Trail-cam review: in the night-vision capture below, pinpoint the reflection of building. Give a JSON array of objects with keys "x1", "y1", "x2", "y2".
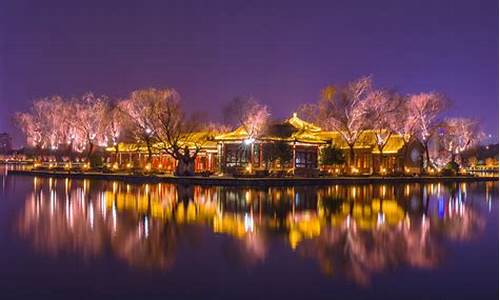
[
  {"x1": 17, "y1": 179, "x2": 490, "y2": 284},
  {"x1": 106, "y1": 114, "x2": 422, "y2": 175}
]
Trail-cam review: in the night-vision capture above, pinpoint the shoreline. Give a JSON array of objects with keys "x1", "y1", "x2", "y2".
[{"x1": 6, "y1": 169, "x2": 499, "y2": 186}]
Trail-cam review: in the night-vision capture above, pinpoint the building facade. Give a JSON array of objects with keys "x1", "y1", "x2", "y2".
[{"x1": 106, "y1": 113, "x2": 422, "y2": 176}]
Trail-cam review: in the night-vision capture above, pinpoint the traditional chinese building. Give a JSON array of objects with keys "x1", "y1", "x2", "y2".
[
  {"x1": 214, "y1": 113, "x2": 325, "y2": 176},
  {"x1": 106, "y1": 113, "x2": 422, "y2": 175}
]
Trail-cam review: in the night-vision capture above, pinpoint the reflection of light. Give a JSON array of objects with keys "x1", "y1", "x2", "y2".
[
  {"x1": 112, "y1": 202, "x2": 117, "y2": 233},
  {"x1": 89, "y1": 202, "x2": 94, "y2": 229},
  {"x1": 438, "y1": 198, "x2": 445, "y2": 219},
  {"x1": 144, "y1": 217, "x2": 149, "y2": 238},
  {"x1": 101, "y1": 192, "x2": 107, "y2": 219},
  {"x1": 377, "y1": 212, "x2": 385, "y2": 226},
  {"x1": 244, "y1": 213, "x2": 254, "y2": 232}
]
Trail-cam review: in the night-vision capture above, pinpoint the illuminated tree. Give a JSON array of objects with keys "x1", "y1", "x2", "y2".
[
  {"x1": 103, "y1": 102, "x2": 126, "y2": 155},
  {"x1": 440, "y1": 118, "x2": 482, "y2": 164},
  {"x1": 15, "y1": 96, "x2": 77, "y2": 154},
  {"x1": 14, "y1": 112, "x2": 43, "y2": 150},
  {"x1": 223, "y1": 96, "x2": 271, "y2": 139},
  {"x1": 408, "y1": 92, "x2": 447, "y2": 171},
  {"x1": 365, "y1": 90, "x2": 402, "y2": 173},
  {"x1": 119, "y1": 89, "x2": 163, "y2": 162},
  {"x1": 390, "y1": 97, "x2": 420, "y2": 169},
  {"x1": 318, "y1": 76, "x2": 372, "y2": 170},
  {"x1": 71, "y1": 93, "x2": 109, "y2": 157}
]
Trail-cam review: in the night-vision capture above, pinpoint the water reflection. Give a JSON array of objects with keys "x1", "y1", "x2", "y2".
[{"x1": 16, "y1": 178, "x2": 495, "y2": 285}]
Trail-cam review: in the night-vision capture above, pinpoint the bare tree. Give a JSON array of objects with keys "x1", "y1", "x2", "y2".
[
  {"x1": 365, "y1": 89, "x2": 402, "y2": 173},
  {"x1": 440, "y1": 118, "x2": 482, "y2": 164},
  {"x1": 119, "y1": 89, "x2": 163, "y2": 162},
  {"x1": 103, "y1": 102, "x2": 126, "y2": 156},
  {"x1": 318, "y1": 76, "x2": 372, "y2": 171},
  {"x1": 72, "y1": 93, "x2": 109, "y2": 158},
  {"x1": 14, "y1": 112, "x2": 43, "y2": 151},
  {"x1": 223, "y1": 96, "x2": 271, "y2": 139},
  {"x1": 408, "y1": 92, "x2": 447, "y2": 171},
  {"x1": 296, "y1": 103, "x2": 321, "y2": 124},
  {"x1": 391, "y1": 97, "x2": 420, "y2": 169}
]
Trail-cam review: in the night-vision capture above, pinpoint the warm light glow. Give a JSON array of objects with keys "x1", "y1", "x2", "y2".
[{"x1": 244, "y1": 138, "x2": 255, "y2": 145}]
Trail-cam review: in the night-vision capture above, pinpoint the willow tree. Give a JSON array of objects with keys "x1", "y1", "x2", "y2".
[
  {"x1": 318, "y1": 76, "x2": 372, "y2": 171},
  {"x1": 103, "y1": 102, "x2": 126, "y2": 156},
  {"x1": 119, "y1": 89, "x2": 163, "y2": 162},
  {"x1": 15, "y1": 96, "x2": 76, "y2": 155},
  {"x1": 123, "y1": 88, "x2": 218, "y2": 175},
  {"x1": 72, "y1": 93, "x2": 109, "y2": 158}
]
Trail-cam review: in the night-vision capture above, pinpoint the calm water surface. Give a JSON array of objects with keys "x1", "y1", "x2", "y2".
[{"x1": 0, "y1": 167, "x2": 498, "y2": 299}]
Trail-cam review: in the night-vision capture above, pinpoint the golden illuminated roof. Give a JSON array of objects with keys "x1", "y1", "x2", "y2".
[
  {"x1": 318, "y1": 130, "x2": 405, "y2": 153},
  {"x1": 105, "y1": 131, "x2": 218, "y2": 153},
  {"x1": 215, "y1": 113, "x2": 325, "y2": 144},
  {"x1": 286, "y1": 112, "x2": 322, "y2": 132}
]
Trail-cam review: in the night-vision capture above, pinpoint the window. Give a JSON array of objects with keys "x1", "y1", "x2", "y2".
[
  {"x1": 225, "y1": 144, "x2": 250, "y2": 167},
  {"x1": 295, "y1": 149, "x2": 317, "y2": 169}
]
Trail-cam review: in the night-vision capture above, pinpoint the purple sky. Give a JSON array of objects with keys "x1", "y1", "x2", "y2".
[{"x1": 1, "y1": 0, "x2": 498, "y2": 145}]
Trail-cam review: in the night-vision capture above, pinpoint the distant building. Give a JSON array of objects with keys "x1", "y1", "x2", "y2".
[{"x1": 0, "y1": 133, "x2": 12, "y2": 154}]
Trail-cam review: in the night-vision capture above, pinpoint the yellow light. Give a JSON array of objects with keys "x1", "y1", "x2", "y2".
[
  {"x1": 112, "y1": 162, "x2": 119, "y2": 170},
  {"x1": 158, "y1": 163, "x2": 163, "y2": 169},
  {"x1": 126, "y1": 163, "x2": 132, "y2": 169},
  {"x1": 145, "y1": 163, "x2": 151, "y2": 171}
]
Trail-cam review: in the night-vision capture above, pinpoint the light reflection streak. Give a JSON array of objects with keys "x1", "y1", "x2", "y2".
[{"x1": 15, "y1": 179, "x2": 494, "y2": 285}]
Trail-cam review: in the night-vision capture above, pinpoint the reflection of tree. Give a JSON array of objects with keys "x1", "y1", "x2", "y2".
[
  {"x1": 222, "y1": 232, "x2": 267, "y2": 267},
  {"x1": 297, "y1": 217, "x2": 442, "y2": 286},
  {"x1": 17, "y1": 190, "x2": 109, "y2": 258},
  {"x1": 111, "y1": 220, "x2": 176, "y2": 270},
  {"x1": 16, "y1": 178, "x2": 491, "y2": 283}
]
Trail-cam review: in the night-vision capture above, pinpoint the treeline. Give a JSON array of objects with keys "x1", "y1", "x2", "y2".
[{"x1": 15, "y1": 76, "x2": 483, "y2": 173}]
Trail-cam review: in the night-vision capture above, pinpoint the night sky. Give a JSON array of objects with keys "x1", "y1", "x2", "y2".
[{"x1": 1, "y1": 0, "x2": 498, "y2": 146}]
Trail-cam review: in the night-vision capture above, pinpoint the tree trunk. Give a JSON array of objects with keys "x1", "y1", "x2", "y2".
[
  {"x1": 87, "y1": 142, "x2": 94, "y2": 158},
  {"x1": 348, "y1": 144, "x2": 355, "y2": 173},
  {"x1": 424, "y1": 140, "x2": 432, "y2": 172},
  {"x1": 175, "y1": 154, "x2": 196, "y2": 176},
  {"x1": 146, "y1": 142, "x2": 153, "y2": 163}
]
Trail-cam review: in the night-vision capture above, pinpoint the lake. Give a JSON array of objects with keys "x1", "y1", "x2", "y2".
[{"x1": 0, "y1": 167, "x2": 497, "y2": 299}]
